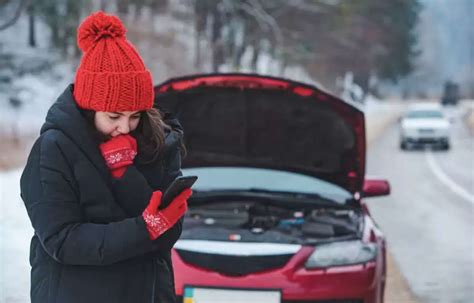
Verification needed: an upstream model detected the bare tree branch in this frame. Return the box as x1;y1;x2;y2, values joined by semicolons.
240;0;283;46
0;0;30;31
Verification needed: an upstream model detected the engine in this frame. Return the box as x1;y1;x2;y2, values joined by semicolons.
181;201;363;244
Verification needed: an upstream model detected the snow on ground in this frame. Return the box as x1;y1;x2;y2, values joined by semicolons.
0;169;32;303
365;97;407;145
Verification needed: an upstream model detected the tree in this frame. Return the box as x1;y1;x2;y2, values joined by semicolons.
0;0;30;31
27;1;36;47
328;0;421;92
190;0;421;91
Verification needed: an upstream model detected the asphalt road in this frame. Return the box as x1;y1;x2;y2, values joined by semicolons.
366;104;474;303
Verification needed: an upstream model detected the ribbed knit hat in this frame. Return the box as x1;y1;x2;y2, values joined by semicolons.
73;11;154;112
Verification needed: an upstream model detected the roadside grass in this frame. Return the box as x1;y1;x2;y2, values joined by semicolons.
0;134;35;171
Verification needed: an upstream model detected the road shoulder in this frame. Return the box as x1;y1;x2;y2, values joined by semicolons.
365;101;422;303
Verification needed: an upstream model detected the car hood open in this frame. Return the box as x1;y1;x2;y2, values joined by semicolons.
154;74;366;193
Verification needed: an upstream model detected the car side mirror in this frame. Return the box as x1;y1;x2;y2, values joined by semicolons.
362;178;390;197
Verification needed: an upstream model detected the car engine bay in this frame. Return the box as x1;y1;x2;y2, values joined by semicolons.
181;200;363;245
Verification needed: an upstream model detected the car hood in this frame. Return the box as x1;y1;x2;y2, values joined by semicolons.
154;74;366;193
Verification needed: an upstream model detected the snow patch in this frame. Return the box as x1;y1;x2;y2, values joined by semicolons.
0;169;32;303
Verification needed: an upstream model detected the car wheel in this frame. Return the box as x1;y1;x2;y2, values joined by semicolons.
442;142;450;150
400;141;408;150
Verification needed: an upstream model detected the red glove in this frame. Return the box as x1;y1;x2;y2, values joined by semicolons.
142;189;192;240
99;134;137;178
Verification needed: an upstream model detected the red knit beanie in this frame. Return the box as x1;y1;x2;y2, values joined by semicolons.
73;11;154;112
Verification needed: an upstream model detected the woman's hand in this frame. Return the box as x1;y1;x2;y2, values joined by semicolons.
99;134;137;178
142;189;192;240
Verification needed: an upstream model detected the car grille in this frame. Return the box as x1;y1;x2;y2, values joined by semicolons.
408;137;443;144
175;249;293;276
176;296;363;303
418;128;434;134
419;138;440;143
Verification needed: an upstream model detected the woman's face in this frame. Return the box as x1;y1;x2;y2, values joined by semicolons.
94;111;141;138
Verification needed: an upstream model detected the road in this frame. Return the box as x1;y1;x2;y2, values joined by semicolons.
366;104;474;303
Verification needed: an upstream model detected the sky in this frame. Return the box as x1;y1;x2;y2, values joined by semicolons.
409;0;473;96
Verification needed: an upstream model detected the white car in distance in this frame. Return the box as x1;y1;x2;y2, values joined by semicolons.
399;103;451;150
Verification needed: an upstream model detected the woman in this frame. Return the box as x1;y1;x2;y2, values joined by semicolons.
20;11;190;303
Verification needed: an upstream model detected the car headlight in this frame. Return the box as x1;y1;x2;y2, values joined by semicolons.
305;240;378;269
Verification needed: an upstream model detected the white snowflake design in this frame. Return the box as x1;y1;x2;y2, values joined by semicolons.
143;211;170;236
104;149;137;166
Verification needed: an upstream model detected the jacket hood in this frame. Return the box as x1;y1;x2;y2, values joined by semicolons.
41;85;116;181
42;85;95;139
154;74;366;193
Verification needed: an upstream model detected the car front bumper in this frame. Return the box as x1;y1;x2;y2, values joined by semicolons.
172;248;383;303
402;136;449;145
400;127;449;145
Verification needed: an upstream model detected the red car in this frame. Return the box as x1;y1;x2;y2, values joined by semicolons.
155;74;390;303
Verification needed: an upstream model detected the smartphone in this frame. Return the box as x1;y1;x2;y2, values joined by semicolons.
160;175;198;209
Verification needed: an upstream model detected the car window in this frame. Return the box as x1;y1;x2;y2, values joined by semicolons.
182;167;353;204
405;110;443;119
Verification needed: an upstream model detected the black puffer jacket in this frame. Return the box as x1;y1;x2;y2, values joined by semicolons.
20;85;184;303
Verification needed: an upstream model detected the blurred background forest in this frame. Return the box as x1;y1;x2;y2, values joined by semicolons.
0;0;473;101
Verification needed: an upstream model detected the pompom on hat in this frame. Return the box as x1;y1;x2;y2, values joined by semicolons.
73;11;154;112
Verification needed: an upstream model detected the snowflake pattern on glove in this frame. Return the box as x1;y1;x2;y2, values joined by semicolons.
104;149;137;166
143;209;170;238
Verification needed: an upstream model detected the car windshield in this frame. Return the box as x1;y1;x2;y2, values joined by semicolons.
182;167;353;205
406;110;443;119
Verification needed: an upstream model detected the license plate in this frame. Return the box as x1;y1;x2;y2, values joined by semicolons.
418;128;434;133
183;286;281;303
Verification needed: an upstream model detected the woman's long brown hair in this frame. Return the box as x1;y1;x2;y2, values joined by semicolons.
81;108;183;164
